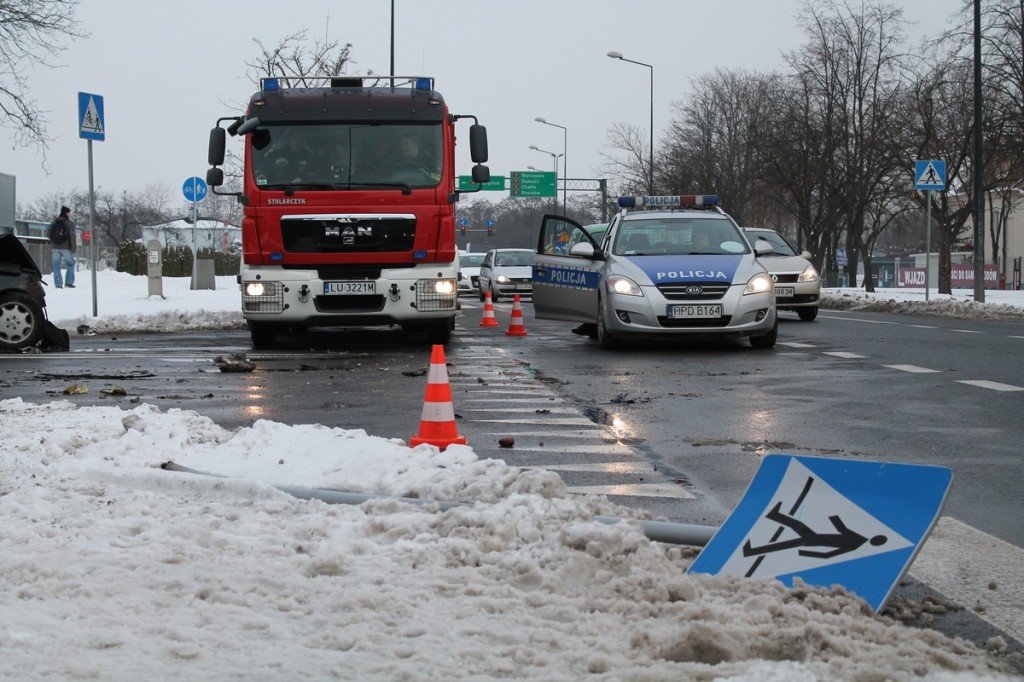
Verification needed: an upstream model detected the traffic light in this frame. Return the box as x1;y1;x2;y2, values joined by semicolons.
487;225;494;236
460;225;466;235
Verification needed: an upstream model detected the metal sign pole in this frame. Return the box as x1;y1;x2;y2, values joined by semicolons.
87;139;98;317
925;191;931;302
190;178;198;290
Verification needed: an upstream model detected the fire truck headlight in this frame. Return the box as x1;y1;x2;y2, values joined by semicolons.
245;281;266;297
434;279;456;295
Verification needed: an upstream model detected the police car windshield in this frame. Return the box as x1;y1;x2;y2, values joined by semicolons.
613;217;747;256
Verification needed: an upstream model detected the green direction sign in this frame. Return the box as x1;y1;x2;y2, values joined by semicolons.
458;175;506;191
509;171;556;198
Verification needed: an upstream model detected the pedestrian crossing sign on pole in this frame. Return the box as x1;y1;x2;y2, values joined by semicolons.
78;92;105;142
688;454;952;613
915;159;944;191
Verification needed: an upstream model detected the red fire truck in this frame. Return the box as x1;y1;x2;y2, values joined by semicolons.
206;75;489;347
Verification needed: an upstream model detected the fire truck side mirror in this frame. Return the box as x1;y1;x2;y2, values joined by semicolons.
206;167;224;188
469;124;488;163
208;128;226;166
471;165;490;184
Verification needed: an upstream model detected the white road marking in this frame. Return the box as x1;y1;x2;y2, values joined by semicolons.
535;461;657;475
824;351;868;359
567;483;695;499
909;516;1024;643
957;380;1024;392
497;443;636;455
462;406;579;414
951;329;984;334
480;430;618;440
884;364;941;373
779;341;816;348
474;417;597;426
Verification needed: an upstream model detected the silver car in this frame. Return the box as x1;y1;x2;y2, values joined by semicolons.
742;227;820;321
457;251;487;296
533;195;777;349
477;248;535;301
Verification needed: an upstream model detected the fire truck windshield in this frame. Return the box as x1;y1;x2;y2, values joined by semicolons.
251;123;443;190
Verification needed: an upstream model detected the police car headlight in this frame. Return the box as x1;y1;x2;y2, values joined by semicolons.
496;274;511;284
608;275;643;296
798;264;819;283
744;273;773;295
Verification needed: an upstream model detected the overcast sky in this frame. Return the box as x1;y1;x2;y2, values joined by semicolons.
6;0;967;214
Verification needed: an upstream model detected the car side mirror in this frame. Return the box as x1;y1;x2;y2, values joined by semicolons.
569;242;596;258
755;241;774;255
801;250;813;259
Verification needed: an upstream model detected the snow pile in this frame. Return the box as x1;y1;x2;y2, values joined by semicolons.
0;399;1018;680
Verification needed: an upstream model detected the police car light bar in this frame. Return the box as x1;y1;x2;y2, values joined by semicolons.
617;195;720;209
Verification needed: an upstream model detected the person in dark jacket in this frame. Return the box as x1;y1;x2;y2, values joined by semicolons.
49;205;77;288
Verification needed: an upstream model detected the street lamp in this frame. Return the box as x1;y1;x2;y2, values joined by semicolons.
535;117;567;215
607;50;654;194
529;145;562;214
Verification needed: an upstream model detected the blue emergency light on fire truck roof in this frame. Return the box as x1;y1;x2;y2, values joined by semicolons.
617;195;720;209
262;78;280;92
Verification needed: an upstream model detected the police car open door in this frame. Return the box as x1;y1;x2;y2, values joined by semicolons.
533;215;603;323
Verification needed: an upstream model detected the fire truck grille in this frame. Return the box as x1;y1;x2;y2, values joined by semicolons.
281;217;417;253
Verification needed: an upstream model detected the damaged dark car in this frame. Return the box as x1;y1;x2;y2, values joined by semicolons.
0;233;69;352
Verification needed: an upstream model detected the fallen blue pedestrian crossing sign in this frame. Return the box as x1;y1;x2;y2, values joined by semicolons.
688;455;952;613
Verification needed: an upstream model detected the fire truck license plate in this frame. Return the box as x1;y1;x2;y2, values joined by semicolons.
774;287;795;298
324;281;376;295
667;304;722;319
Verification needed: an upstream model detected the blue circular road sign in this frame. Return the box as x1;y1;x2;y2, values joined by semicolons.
183;176;208;203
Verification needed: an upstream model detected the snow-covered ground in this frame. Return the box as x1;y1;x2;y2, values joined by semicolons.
1;273;1021;680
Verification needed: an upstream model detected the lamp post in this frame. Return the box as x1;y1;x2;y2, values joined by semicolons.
534;117;567;215
529;145;562;214
607;50;654;194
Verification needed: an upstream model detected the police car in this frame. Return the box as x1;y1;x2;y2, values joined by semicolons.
532;195;777;349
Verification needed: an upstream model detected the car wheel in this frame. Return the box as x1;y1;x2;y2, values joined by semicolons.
596;295;618;350
490;283;500;303
248;321;276;348
749;316;778;349
0;291;46;351
478;284;485;301
797;307;819;322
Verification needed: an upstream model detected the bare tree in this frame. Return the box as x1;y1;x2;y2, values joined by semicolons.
0;0;85;151
596;122;651;196
245;30;356;86
662;68;777;226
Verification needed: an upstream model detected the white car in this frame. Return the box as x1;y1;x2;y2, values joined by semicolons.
457;252;486;296
533;195;777;349
477;248;535;301
742;227;820;321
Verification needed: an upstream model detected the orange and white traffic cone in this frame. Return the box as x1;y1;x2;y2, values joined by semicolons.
505;294;528;337
479;291;499;327
409;344;467;450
